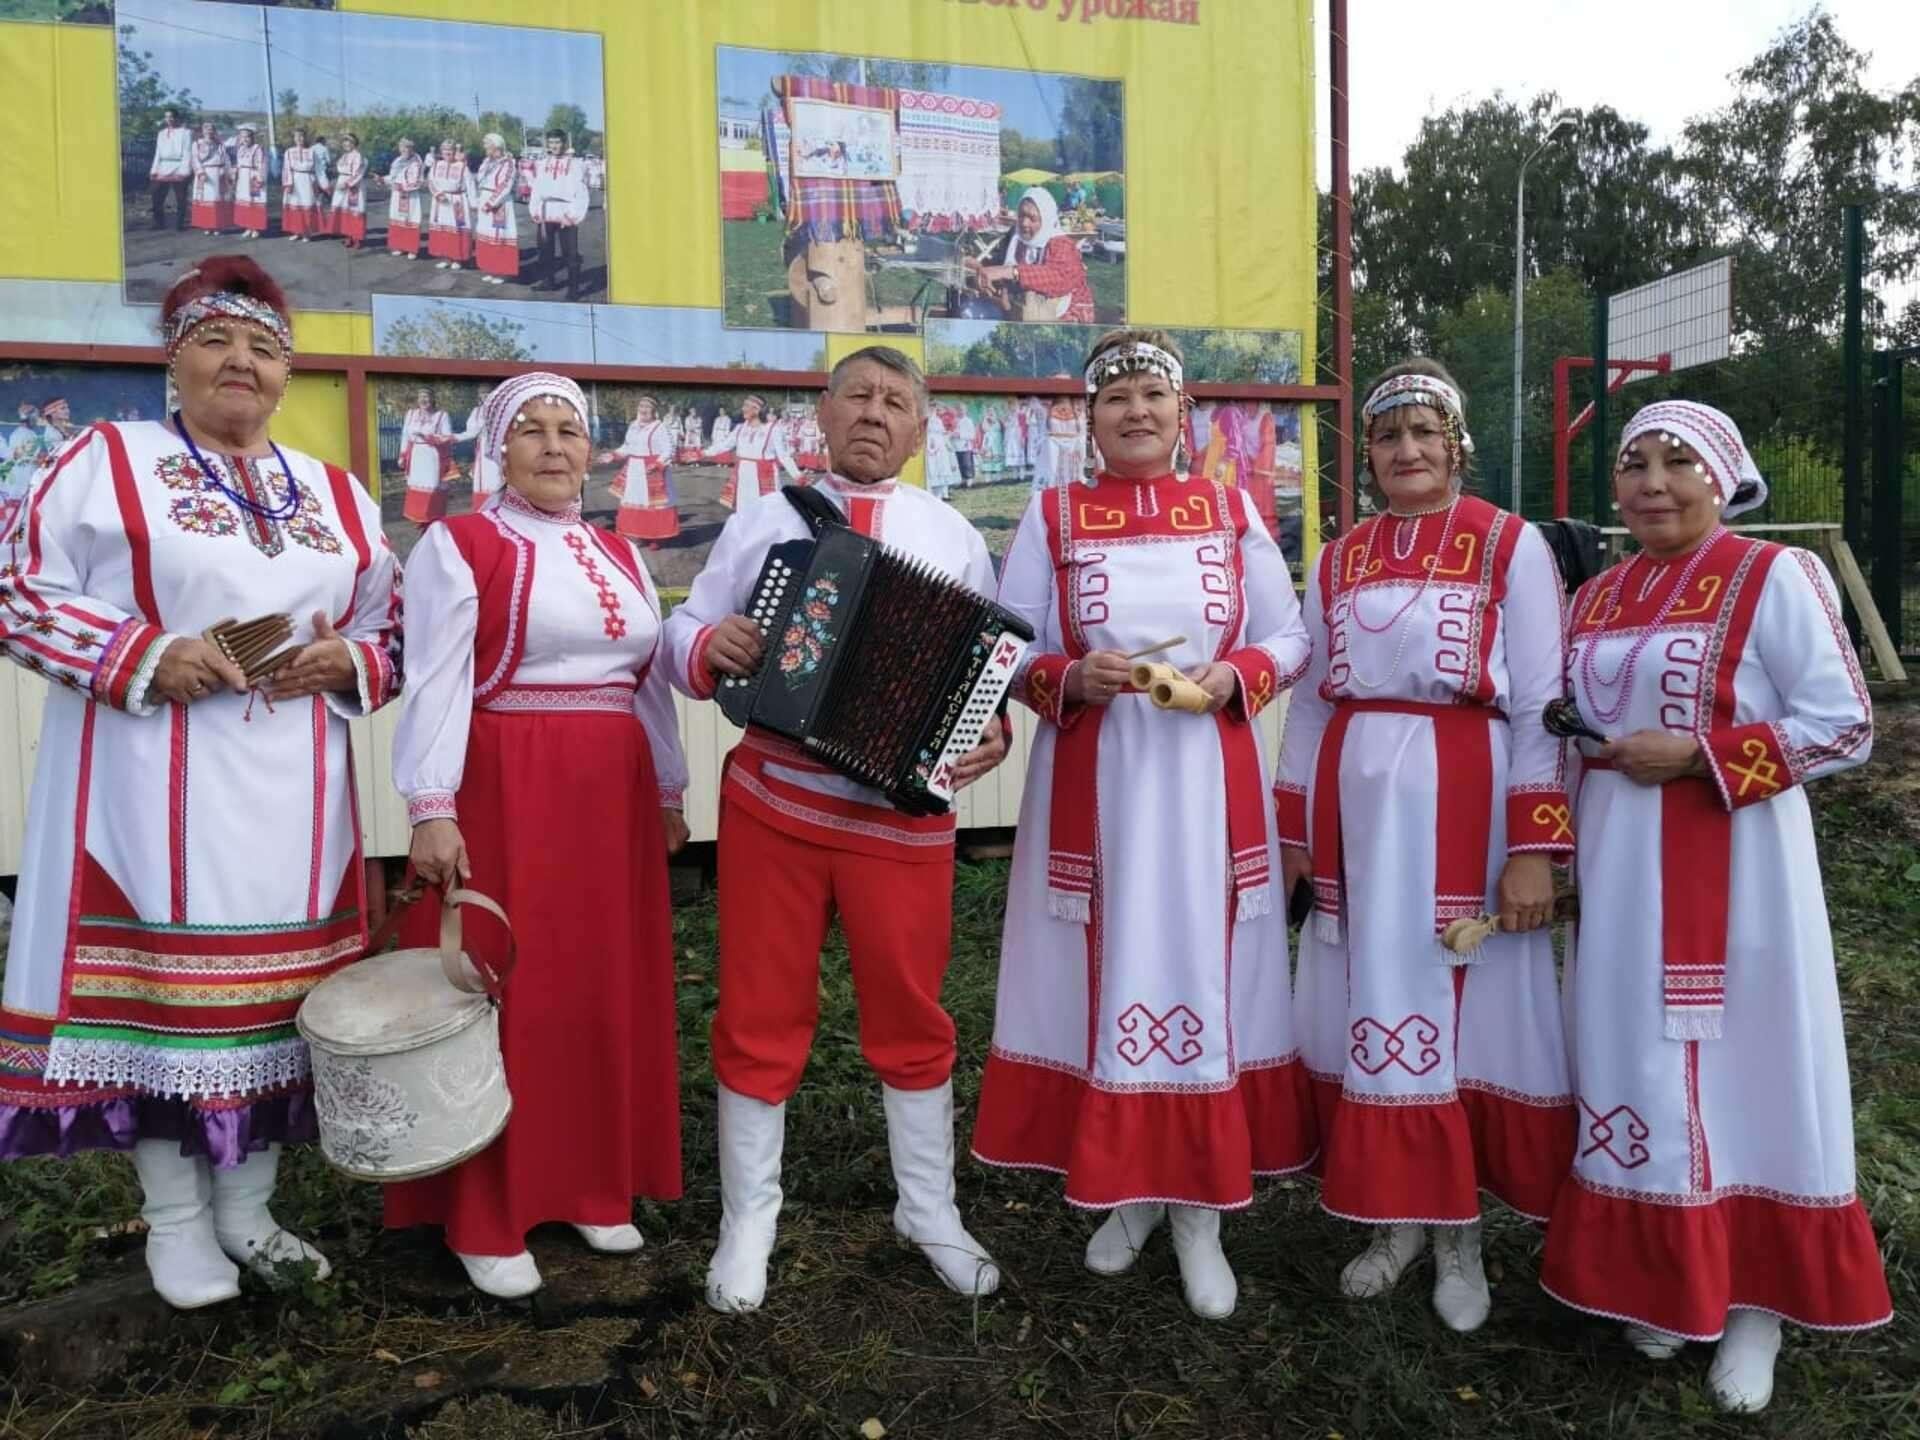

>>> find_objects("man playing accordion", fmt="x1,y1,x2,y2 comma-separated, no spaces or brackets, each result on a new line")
663,346,1010,1314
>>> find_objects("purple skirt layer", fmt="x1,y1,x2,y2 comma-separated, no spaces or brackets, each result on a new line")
0,1089,317,1170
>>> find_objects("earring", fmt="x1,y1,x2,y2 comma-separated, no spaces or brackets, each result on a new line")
1610,502,1621,513
1172,432,1190,477
1711,494,1722,507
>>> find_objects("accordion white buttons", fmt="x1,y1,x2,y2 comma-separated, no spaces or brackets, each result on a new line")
719,525,1033,814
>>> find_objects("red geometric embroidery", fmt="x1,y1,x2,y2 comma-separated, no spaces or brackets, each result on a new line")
1579,1098,1651,1169
1116,1003,1203,1067
1349,1014,1441,1076
562,531,627,641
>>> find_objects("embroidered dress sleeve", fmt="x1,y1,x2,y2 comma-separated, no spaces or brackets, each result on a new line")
1222,503,1309,723
1017,236,1088,300
661,508,757,701
996,496,1079,730
323,472,404,719
561,164,590,225
703,424,739,460
1702,547,1872,810
1272,547,1333,847
1501,524,1575,855
391,524,476,825
625,544,688,810
649,423,676,465
0,430,176,714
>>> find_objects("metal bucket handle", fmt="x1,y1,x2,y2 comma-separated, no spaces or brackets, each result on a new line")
439,889,515,1000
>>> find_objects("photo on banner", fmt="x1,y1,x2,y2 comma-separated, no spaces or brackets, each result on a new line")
930,394,1307,569
718,46,1125,335
925,320,1303,383
0,0,336,23
0,364,167,533
116,0,609,313
370,376,832,594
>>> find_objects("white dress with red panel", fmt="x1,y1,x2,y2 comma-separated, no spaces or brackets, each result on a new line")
612,419,678,542
0,422,400,1163
189,140,231,232
1273,494,1576,1226
426,158,475,262
328,150,367,246
232,143,268,231
472,156,519,277
1539,534,1891,1338
972,475,1318,1209
707,419,798,513
387,489,688,1254
385,154,425,253
661,477,995,1103
281,146,322,235
400,407,453,524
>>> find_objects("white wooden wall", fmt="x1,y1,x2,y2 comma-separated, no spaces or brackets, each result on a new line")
0,663,1285,871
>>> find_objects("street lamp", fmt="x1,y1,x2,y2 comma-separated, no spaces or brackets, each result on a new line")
1510,113,1577,515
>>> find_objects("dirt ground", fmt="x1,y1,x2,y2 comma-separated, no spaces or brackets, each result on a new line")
1,700,1915,1439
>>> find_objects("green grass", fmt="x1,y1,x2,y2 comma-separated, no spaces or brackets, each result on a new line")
723,219,1127,332
1,707,1915,1438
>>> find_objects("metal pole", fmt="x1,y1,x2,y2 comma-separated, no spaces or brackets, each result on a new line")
1510,159,1530,515
1590,293,1610,529
1842,205,1865,548
1330,0,1355,533
1870,352,1904,650
260,12,277,156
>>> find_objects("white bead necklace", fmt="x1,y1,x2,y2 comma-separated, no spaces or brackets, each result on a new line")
1342,497,1462,691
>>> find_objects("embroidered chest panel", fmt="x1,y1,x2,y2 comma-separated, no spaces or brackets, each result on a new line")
154,450,341,560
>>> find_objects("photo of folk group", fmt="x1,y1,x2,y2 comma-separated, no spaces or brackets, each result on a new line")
0,248,1888,1428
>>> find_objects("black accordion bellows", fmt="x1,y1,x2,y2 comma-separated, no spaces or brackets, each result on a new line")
718,524,1034,816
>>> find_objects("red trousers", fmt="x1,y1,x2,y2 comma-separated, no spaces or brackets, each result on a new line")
715,801,955,1103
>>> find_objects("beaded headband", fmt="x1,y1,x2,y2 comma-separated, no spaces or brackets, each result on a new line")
1361,374,1475,453
1084,341,1183,397
163,289,294,363
1617,400,1767,518
479,371,591,462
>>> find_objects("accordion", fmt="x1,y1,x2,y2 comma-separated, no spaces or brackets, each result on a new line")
718,523,1034,816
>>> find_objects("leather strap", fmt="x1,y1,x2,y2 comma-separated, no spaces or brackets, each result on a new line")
438,888,515,998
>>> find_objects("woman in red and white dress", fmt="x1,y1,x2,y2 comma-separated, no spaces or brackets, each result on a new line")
327,133,367,249
280,129,322,241
377,138,425,259
605,395,678,546
400,388,454,525
390,371,688,1299
189,123,231,234
231,126,268,239
972,330,1316,1320
427,139,475,271
1273,359,1574,1332
705,394,798,512
473,134,519,285
1540,402,1890,1412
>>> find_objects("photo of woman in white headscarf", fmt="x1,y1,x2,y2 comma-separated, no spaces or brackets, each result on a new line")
963,187,1095,323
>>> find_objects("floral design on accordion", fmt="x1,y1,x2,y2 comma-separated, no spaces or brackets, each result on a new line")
779,571,841,685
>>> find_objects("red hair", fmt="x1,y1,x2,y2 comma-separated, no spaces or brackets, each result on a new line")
159,255,292,334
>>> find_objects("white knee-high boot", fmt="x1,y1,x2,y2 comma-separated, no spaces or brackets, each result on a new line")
1430,1221,1490,1332
1339,1224,1426,1299
1085,1202,1166,1276
1166,1205,1237,1320
706,1083,787,1314
881,1081,1000,1297
1708,1311,1782,1413
209,1144,331,1281
131,1140,241,1310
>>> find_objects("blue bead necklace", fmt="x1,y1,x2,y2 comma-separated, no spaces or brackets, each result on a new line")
173,411,301,522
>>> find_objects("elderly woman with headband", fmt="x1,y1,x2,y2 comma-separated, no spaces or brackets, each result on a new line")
972,329,1315,1320
389,371,689,1300
1272,358,1575,1332
1539,401,1889,1412
0,255,401,1310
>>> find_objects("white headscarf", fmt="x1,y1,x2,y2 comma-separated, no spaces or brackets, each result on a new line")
1617,400,1768,518
479,371,591,464
1003,186,1061,265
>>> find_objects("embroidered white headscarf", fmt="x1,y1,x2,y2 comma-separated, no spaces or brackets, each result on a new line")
1617,400,1768,518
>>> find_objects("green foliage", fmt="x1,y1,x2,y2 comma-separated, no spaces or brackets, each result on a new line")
1055,78,1124,174
378,310,530,367
115,23,201,176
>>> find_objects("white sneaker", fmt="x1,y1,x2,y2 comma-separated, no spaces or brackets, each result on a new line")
1430,1222,1491,1332
706,1084,786,1313
574,1223,643,1253
1339,1224,1425,1299
456,1249,542,1299
131,1141,241,1310
1084,1202,1166,1276
209,1145,331,1282
1708,1311,1781,1413
883,1082,1000,1297
1624,1323,1685,1360
1166,1205,1236,1320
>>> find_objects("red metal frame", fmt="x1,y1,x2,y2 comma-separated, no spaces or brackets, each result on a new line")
1329,0,1355,532
1552,353,1672,516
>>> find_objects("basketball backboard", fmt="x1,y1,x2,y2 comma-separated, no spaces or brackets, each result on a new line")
1607,256,1734,380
